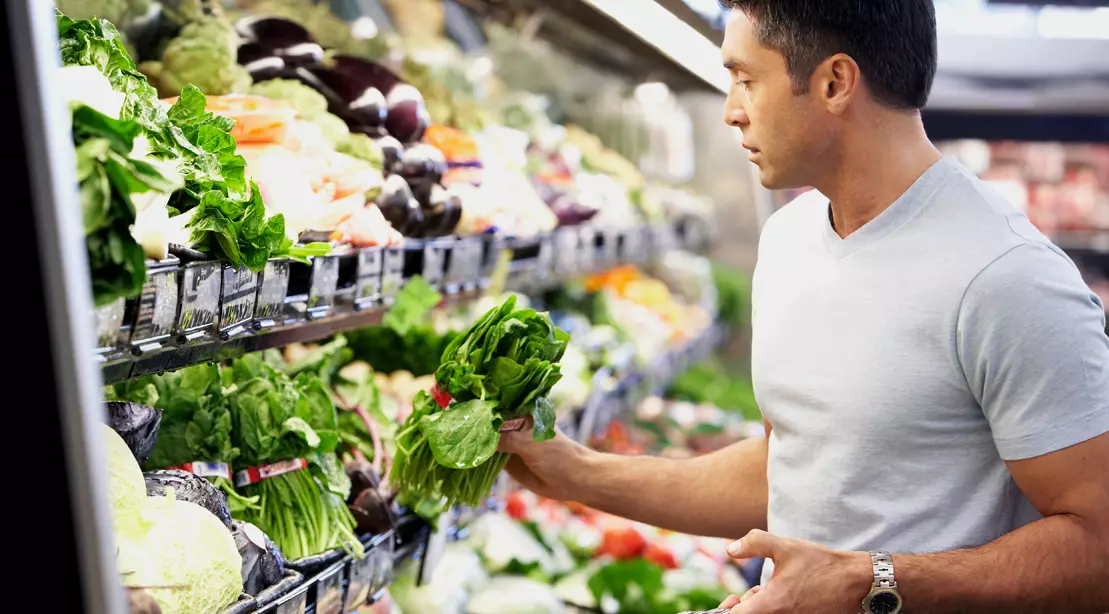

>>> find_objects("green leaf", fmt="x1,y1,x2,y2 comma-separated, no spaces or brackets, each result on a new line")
420,399,502,469
382,276,442,336
530,396,556,442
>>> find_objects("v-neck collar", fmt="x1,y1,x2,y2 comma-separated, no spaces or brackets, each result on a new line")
821,157,958,259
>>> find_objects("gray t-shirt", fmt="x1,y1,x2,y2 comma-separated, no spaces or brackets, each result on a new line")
752,157,1109,586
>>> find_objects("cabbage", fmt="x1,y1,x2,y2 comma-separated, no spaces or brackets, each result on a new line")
466,577,565,614
104,424,147,533
121,496,243,614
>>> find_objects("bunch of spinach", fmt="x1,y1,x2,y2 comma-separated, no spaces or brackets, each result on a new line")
223,354,361,560
391,295,569,506
73,105,179,305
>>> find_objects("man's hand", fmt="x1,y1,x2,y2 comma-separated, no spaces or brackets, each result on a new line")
497,422,592,502
720,530,872,614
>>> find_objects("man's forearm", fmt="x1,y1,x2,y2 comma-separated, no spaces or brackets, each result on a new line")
574,436,769,539
896,512,1109,613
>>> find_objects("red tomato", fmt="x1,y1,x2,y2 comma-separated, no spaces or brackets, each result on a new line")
598,527,647,560
505,492,529,520
644,542,679,570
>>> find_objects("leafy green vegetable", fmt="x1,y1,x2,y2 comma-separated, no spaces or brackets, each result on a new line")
140,17,251,99
587,559,729,614
391,296,569,506
382,276,443,336
72,105,177,305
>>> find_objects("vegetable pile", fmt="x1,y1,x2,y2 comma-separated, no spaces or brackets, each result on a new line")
57,12,327,305
391,295,569,506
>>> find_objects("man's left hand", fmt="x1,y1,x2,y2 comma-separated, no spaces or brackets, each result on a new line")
720,530,874,614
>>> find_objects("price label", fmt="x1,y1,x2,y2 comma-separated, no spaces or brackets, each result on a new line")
381,247,405,304
447,237,482,289
372,536,395,593
345,552,375,610
94,298,126,352
355,247,383,308
553,228,579,276
601,227,620,266
306,256,339,318
422,241,447,288
536,234,554,281
219,266,258,340
652,224,677,255
131,265,179,352
314,566,345,614
621,226,646,263
275,589,307,614
578,227,597,274
417,511,451,586
175,261,220,343
254,259,290,328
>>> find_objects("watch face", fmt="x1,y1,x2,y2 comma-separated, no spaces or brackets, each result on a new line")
868,591,901,614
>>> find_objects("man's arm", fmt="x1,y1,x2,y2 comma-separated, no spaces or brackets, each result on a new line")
724,432,1109,614
895,431,1109,613
499,420,771,539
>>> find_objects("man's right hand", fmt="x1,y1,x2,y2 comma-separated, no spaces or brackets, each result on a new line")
497,423,593,502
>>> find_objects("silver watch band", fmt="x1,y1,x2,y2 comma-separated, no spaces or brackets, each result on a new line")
871,551,898,589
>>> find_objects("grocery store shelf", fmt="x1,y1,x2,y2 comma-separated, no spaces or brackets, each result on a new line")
98,222,706,384
574,323,725,444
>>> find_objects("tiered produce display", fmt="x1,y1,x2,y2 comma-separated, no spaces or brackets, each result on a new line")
53,2,747,613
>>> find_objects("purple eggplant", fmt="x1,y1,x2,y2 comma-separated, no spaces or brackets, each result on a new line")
327,55,405,96
301,65,387,130
419,184,463,238
238,41,286,82
376,175,424,235
549,194,599,226
385,85,430,143
236,16,322,68
399,144,447,195
375,135,404,175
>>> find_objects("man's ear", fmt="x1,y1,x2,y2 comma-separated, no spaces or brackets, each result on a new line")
812,53,860,116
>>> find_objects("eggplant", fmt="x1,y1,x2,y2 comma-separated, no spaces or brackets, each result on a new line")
326,55,404,97
105,402,162,465
398,144,447,195
375,135,404,175
419,184,463,238
376,175,423,235
144,469,233,529
301,65,387,130
236,16,322,68
549,194,599,226
238,41,287,82
384,85,430,143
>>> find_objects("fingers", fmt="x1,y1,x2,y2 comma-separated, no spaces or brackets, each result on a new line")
741,585,762,602
719,594,742,609
727,529,784,560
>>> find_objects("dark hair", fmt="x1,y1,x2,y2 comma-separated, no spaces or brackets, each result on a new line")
719,0,937,109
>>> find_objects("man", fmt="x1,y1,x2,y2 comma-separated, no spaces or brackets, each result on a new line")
497,2,1109,613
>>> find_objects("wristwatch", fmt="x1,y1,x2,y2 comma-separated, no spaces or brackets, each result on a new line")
862,551,903,614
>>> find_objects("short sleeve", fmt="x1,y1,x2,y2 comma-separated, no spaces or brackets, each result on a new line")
957,242,1109,461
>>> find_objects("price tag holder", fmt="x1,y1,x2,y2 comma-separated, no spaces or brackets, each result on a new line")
622,226,647,264
306,255,340,319
553,228,579,277
536,234,555,282
446,237,482,291
130,262,180,355
354,247,384,309
174,261,221,344
601,227,620,266
417,511,451,586
253,259,290,331
577,227,596,275
274,587,308,614
314,564,345,614
219,266,258,341
345,551,375,611
652,224,678,255
94,298,127,356
380,247,405,305
422,240,448,289
371,537,395,595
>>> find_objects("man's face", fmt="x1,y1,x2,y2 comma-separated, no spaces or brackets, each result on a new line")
721,12,833,190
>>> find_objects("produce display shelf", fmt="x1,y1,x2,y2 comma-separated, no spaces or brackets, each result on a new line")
1051,230,1109,256
99,221,704,384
